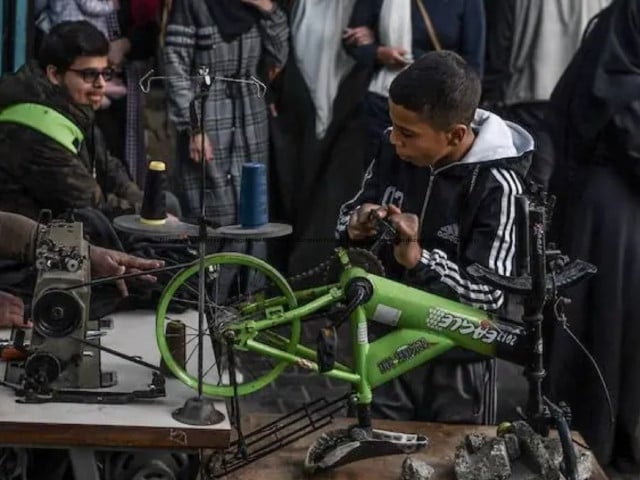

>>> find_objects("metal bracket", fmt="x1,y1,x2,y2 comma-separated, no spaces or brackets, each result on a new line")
207,394,349,478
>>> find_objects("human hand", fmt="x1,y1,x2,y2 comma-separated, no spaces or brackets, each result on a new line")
166,213,180,224
343,27,375,46
189,133,214,163
0,291,30,329
376,46,410,68
90,246,165,297
386,205,422,269
347,203,389,241
108,38,131,68
267,66,282,83
240,0,274,13
104,78,127,99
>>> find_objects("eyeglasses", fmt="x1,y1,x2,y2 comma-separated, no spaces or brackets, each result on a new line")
67,67,115,83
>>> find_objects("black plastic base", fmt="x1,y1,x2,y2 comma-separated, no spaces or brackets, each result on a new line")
172,397,225,426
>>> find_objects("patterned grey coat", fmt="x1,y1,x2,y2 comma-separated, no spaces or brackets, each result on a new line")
164,1,289,225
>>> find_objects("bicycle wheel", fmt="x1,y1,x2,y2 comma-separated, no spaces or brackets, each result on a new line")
156,252,300,397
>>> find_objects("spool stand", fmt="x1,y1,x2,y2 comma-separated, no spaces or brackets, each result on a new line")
120,66,291,426
173,70,293,424
171,67,225,426
213,161,292,245
114,160,216,239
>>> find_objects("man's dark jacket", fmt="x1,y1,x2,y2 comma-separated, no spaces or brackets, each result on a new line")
0,61,142,220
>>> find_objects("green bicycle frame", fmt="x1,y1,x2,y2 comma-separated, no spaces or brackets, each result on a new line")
230,257,528,406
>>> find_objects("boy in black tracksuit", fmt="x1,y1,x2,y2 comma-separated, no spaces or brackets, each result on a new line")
336,51,533,424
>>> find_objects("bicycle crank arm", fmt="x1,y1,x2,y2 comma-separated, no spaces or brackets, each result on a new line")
304,426,429,474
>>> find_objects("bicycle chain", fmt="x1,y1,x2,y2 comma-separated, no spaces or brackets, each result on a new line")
285,256,337,288
218,248,385,309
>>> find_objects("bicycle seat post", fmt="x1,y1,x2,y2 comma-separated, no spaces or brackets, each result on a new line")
522,202,549,435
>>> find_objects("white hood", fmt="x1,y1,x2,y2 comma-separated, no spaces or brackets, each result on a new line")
460,109,535,165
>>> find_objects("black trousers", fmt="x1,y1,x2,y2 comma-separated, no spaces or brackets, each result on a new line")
368,319,498,425
371,357,497,424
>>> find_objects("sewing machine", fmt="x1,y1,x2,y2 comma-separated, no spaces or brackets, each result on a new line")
4,214,116,390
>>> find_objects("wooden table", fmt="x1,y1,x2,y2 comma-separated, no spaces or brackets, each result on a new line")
220,414,608,480
0,310,230,478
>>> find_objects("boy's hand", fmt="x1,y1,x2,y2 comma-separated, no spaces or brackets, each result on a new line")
387,205,422,269
347,203,388,240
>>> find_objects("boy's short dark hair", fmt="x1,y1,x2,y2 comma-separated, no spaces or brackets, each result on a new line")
38,21,109,72
389,51,481,130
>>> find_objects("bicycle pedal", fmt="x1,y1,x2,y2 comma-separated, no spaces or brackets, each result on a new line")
304,426,429,474
317,326,337,373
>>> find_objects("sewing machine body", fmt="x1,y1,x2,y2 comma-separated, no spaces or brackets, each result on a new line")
5,218,116,389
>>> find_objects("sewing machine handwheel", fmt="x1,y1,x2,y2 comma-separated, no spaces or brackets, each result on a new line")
156,252,300,397
32,290,83,338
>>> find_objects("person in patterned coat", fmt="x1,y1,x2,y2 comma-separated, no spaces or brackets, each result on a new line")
163,0,289,226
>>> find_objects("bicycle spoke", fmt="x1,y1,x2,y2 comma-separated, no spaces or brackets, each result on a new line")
202,360,219,379
172,297,199,307
181,279,200,298
179,323,211,337
184,339,199,366
156,254,299,397
185,332,202,347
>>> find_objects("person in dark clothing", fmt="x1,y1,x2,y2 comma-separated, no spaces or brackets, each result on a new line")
336,51,533,423
545,0,640,472
344,0,486,166
481,0,609,188
0,21,143,221
268,0,370,275
163,0,289,226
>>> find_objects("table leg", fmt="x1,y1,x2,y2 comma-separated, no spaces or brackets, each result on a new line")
69,448,100,480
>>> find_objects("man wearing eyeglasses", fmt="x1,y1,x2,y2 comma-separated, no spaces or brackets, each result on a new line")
0,21,143,224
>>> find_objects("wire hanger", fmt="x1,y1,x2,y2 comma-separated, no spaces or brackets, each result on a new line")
138,68,267,98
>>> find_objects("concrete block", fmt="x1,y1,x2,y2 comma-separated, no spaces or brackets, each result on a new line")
401,456,434,480
503,433,521,461
454,437,511,480
512,421,561,480
465,432,488,454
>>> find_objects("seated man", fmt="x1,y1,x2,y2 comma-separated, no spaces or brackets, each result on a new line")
0,211,163,328
0,21,143,221
337,51,533,424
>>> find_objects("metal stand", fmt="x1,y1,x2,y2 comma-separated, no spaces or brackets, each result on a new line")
134,66,282,426
172,396,224,426
69,448,100,480
172,67,223,426
212,223,292,273
113,214,215,239
213,223,292,241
